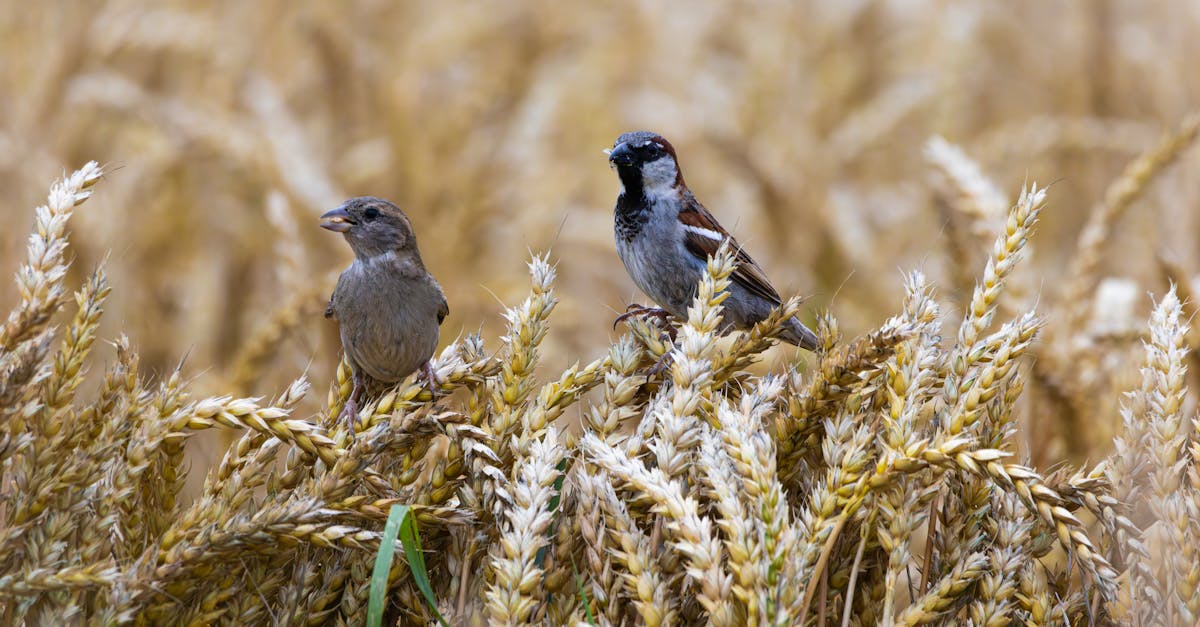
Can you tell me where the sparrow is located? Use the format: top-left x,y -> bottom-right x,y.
321,197 -> 448,426
606,130 -> 819,350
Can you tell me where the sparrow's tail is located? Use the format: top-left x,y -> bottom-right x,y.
781,317 -> 821,352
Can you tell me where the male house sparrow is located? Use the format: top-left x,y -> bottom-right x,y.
321,197 -> 448,424
607,131 -> 819,350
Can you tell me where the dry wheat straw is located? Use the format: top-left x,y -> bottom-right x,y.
949,183 -> 1046,363
925,136 -> 1008,229
583,337 -> 646,441
573,468 -> 618,623
583,433 -> 735,625
968,494 -> 1033,626
974,115 -> 1161,162
1104,288 -> 1184,623
0,162 -> 102,354
716,381 -> 800,624
1138,287 -> 1195,624
597,468 -> 673,626
698,427 -> 753,624
877,272 -> 939,624
1060,113 -> 1200,337
484,428 -> 564,624
777,315 -> 913,479
896,551 -> 987,626
485,255 -> 557,467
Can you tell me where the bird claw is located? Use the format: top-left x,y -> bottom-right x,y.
339,396 -> 360,437
645,351 -> 674,377
613,304 -> 674,330
417,361 -> 441,395
340,373 -> 365,437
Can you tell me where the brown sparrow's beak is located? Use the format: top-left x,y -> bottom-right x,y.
320,207 -> 355,232
608,142 -> 635,167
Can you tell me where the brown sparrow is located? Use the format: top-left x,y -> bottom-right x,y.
321,197 -> 448,426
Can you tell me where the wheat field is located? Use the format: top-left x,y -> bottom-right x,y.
2,1 -> 1200,625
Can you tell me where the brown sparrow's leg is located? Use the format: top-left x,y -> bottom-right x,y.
417,361 -> 440,394
340,372 -> 364,436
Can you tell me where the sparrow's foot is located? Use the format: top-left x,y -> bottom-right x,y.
339,396 -> 359,437
417,361 -> 441,394
613,305 -> 674,329
340,374 -> 365,437
646,350 -> 675,377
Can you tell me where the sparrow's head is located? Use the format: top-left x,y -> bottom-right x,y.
320,196 -> 418,260
607,131 -> 684,195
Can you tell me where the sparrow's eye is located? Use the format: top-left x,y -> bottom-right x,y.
363,207 -> 380,221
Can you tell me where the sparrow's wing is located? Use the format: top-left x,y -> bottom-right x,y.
437,295 -> 449,325
678,200 -> 783,305
325,272 -> 347,319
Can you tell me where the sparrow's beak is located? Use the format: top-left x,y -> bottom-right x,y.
608,142 -> 635,167
320,207 -> 355,232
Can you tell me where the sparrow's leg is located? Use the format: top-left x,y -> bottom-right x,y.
646,350 -> 675,377
340,373 -> 365,436
417,361 -> 441,395
613,304 -> 674,329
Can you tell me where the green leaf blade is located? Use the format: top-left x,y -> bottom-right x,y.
367,504 -> 408,627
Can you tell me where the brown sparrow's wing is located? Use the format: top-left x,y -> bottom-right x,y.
678,200 -> 784,306
437,295 -> 449,325
325,273 -> 348,319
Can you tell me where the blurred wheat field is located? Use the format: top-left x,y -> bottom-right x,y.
3,0 -> 1200,625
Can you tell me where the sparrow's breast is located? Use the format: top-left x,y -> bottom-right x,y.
614,205 -> 705,318
335,262 -> 441,383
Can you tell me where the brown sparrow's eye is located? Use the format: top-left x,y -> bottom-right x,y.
363,207 -> 380,220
